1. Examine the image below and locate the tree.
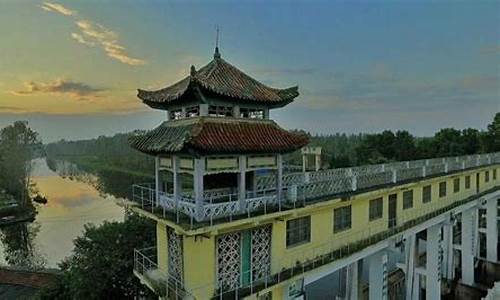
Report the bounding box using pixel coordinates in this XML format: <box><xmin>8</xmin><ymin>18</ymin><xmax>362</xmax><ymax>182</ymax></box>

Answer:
<box><xmin>393</xmin><ymin>130</ymin><xmax>417</xmax><ymax>161</ymax></box>
<box><xmin>38</xmin><ymin>214</ymin><xmax>156</xmax><ymax>299</ymax></box>
<box><xmin>484</xmin><ymin>112</ymin><xmax>500</xmax><ymax>152</ymax></box>
<box><xmin>0</xmin><ymin>121</ymin><xmax>41</xmax><ymax>204</ymax></box>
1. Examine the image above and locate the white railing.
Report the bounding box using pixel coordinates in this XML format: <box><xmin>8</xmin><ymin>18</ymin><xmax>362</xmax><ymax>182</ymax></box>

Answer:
<box><xmin>133</xmin><ymin>247</ymin><xmax>191</xmax><ymax>299</ymax></box>
<box><xmin>131</xmin><ymin>152</ymin><xmax>500</xmax><ymax>224</ymax></box>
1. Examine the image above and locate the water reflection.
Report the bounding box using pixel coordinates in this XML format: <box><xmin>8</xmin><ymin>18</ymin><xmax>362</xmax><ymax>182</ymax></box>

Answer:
<box><xmin>0</xmin><ymin>159</ymin><xmax>128</xmax><ymax>268</ymax></box>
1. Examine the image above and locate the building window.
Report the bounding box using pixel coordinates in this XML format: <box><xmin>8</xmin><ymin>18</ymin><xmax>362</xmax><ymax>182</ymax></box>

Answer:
<box><xmin>422</xmin><ymin>185</ymin><xmax>431</xmax><ymax>203</ymax></box>
<box><xmin>453</xmin><ymin>178</ymin><xmax>460</xmax><ymax>193</ymax></box>
<box><xmin>439</xmin><ymin>182</ymin><xmax>447</xmax><ymax>198</ymax></box>
<box><xmin>369</xmin><ymin>197</ymin><xmax>383</xmax><ymax>221</ymax></box>
<box><xmin>286</xmin><ymin>216</ymin><xmax>311</xmax><ymax>248</ymax></box>
<box><xmin>169</xmin><ymin>109</ymin><xmax>183</xmax><ymax>120</ymax></box>
<box><xmin>485</xmin><ymin>171</ymin><xmax>490</xmax><ymax>182</ymax></box>
<box><xmin>209</xmin><ymin>105</ymin><xmax>233</xmax><ymax>117</ymax></box>
<box><xmin>465</xmin><ymin>176</ymin><xmax>471</xmax><ymax>189</ymax></box>
<box><xmin>403</xmin><ymin>190</ymin><xmax>414</xmax><ymax>209</ymax></box>
<box><xmin>240</xmin><ymin>108</ymin><xmax>264</xmax><ymax>119</ymax></box>
<box><xmin>494</xmin><ymin>169</ymin><xmax>497</xmax><ymax>181</ymax></box>
<box><xmin>334</xmin><ymin>206</ymin><xmax>352</xmax><ymax>233</ymax></box>
<box><xmin>186</xmin><ymin>105</ymin><xmax>199</xmax><ymax>117</ymax></box>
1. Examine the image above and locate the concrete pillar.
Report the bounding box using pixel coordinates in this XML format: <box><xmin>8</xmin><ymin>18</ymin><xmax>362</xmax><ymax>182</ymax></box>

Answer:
<box><xmin>404</xmin><ymin>234</ymin><xmax>418</xmax><ymax>300</ymax></box>
<box><xmin>369</xmin><ymin>251</ymin><xmax>388</xmax><ymax>300</ymax></box>
<box><xmin>276</xmin><ymin>154</ymin><xmax>283</xmax><ymax>210</ymax></box>
<box><xmin>442</xmin><ymin>222</ymin><xmax>454</xmax><ymax>280</ymax></box>
<box><xmin>193</xmin><ymin>158</ymin><xmax>205</xmax><ymax>221</ymax></box>
<box><xmin>486</xmin><ymin>198</ymin><xmax>498</xmax><ymax>262</ymax></box>
<box><xmin>346</xmin><ymin>261</ymin><xmax>360</xmax><ymax>300</ymax></box>
<box><xmin>155</xmin><ymin>156</ymin><xmax>160</xmax><ymax>206</ymax></box>
<box><xmin>238</xmin><ymin>155</ymin><xmax>246</xmax><ymax>212</ymax></box>
<box><xmin>461</xmin><ymin>208</ymin><xmax>477</xmax><ymax>285</ymax></box>
<box><xmin>263</xmin><ymin>108</ymin><xmax>270</xmax><ymax>119</ymax></box>
<box><xmin>302</xmin><ymin>154</ymin><xmax>307</xmax><ymax>173</ymax></box>
<box><xmin>426</xmin><ymin>224</ymin><xmax>442</xmax><ymax>299</ymax></box>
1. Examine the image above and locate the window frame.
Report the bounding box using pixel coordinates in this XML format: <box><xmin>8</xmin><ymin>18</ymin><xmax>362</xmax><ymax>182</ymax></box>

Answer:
<box><xmin>403</xmin><ymin>190</ymin><xmax>414</xmax><ymax>210</ymax></box>
<box><xmin>422</xmin><ymin>185</ymin><xmax>432</xmax><ymax>203</ymax></box>
<box><xmin>369</xmin><ymin>197</ymin><xmax>383</xmax><ymax>221</ymax></box>
<box><xmin>286</xmin><ymin>216</ymin><xmax>311</xmax><ymax>248</ymax></box>
<box><xmin>334</xmin><ymin>205</ymin><xmax>352</xmax><ymax>233</ymax></box>
<box><xmin>439</xmin><ymin>181</ymin><xmax>447</xmax><ymax>198</ymax></box>
<box><xmin>485</xmin><ymin>171</ymin><xmax>490</xmax><ymax>182</ymax></box>
<box><xmin>453</xmin><ymin>178</ymin><xmax>460</xmax><ymax>193</ymax></box>
<box><xmin>465</xmin><ymin>175</ymin><xmax>471</xmax><ymax>189</ymax></box>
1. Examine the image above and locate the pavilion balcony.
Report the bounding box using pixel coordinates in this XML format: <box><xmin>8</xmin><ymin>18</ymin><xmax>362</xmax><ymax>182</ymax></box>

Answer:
<box><xmin>133</xmin><ymin>247</ymin><xmax>192</xmax><ymax>299</ymax></box>
<box><xmin>131</xmin><ymin>152</ymin><xmax>500</xmax><ymax>225</ymax></box>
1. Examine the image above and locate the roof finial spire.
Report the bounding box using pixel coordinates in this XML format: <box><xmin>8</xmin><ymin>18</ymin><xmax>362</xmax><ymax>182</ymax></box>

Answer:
<box><xmin>214</xmin><ymin>25</ymin><xmax>221</xmax><ymax>59</ymax></box>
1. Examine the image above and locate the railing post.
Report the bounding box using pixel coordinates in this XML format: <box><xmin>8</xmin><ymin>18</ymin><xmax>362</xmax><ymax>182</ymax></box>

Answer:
<box><xmin>392</xmin><ymin>169</ymin><xmax>397</xmax><ymax>183</ymax></box>
<box><xmin>444</xmin><ymin>162</ymin><xmax>449</xmax><ymax>173</ymax></box>
<box><xmin>351</xmin><ymin>176</ymin><xmax>357</xmax><ymax>191</ymax></box>
<box><xmin>422</xmin><ymin>165</ymin><xmax>427</xmax><ymax>177</ymax></box>
<box><xmin>462</xmin><ymin>161</ymin><xmax>466</xmax><ymax>170</ymax></box>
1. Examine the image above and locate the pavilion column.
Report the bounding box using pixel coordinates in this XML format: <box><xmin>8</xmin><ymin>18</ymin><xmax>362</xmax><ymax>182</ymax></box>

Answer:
<box><xmin>368</xmin><ymin>251</ymin><xmax>388</xmax><ymax>300</ymax></box>
<box><xmin>302</xmin><ymin>154</ymin><xmax>307</xmax><ymax>173</ymax></box>
<box><xmin>155</xmin><ymin>156</ymin><xmax>160</xmax><ymax>206</ymax></box>
<box><xmin>172</xmin><ymin>156</ymin><xmax>181</xmax><ymax>206</ymax></box>
<box><xmin>276</xmin><ymin>154</ymin><xmax>283</xmax><ymax>210</ymax></box>
<box><xmin>315</xmin><ymin>154</ymin><xmax>321</xmax><ymax>171</ymax></box>
<box><xmin>426</xmin><ymin>224</ymin><xmax>442</xmax><ymax>300</ymax></box>
<box><xmin>238</xmin><ymin>155</ymin><xmax>247</xmax><ymax>212</ymax></box>
<box><xmin>193</xmin><ymin>158</ymin><xmax>205</xmax><ymax>222</ymax></box>
<box><xmin>486</xmin><ymin>197</ymin><xmax>498</xmax><ymax>262</ymax></box>
<box><xmin>461</xmin><ymin>208</ymin><xmax>477</xmax><ymax>286</ymax></box>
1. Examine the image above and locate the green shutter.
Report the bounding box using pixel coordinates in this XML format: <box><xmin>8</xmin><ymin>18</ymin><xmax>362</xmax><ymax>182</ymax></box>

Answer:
<box><xmin>241</xmin><ymin>230</ymin><xmax>251</xmax><ymax>285</ymax></box>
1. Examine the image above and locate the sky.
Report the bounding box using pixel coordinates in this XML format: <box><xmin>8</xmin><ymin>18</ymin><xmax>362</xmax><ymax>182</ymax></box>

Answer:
<box><xmin>0</xmin><ymin>0</ymin><xmax>499</xmax><ymax>143</ymax></box>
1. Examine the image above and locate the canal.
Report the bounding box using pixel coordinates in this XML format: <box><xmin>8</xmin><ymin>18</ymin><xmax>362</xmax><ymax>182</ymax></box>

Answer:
<box><xmin>0</xmin><ymin>158</ymin><xmax>126</xmax><ymax>268</ymax></box>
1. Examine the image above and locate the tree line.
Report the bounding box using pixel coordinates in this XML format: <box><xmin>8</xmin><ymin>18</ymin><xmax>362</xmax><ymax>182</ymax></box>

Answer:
<box><xmin>291</xmin><ymin>112</ymin><xmax>500</xmax><ymax>168</ymax></box>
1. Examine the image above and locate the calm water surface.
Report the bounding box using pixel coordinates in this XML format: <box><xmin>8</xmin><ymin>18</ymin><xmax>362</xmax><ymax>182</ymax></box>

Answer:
<box><xmin>0</xmin><ymin>158</ymin><xmax>125</xmax><ymax>268</ymax></box>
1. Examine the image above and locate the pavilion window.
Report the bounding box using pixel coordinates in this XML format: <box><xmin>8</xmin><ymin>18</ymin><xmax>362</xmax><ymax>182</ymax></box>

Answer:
<box><xmin>186</xmin><ymin>105</ymin><xmax>199</xmax><ymax>117</ymax></box>
<box><xmin>422</xmin><ymin>185</ymin><xmax>431</xmax><ymax>203</ymax></box>
<box><xmin>170</xmin><ymin>109</ymin><xmax>183</xmax><ymax>120</ymax></box>
<box><xmin>334</xmin><ymin>205</ymin><xmax>352</xmax><ymax>233</ymax></box>
<box><xmin>369</xmin><ymin>197</ymin><xmax>383</xmax><ymax>221</ymax></box>
<box><xmin>209</xmin><ymin>105</ymin><xmax>233</xmax><ymax>117</ymax></box>
<box><xmin>439</xmin><ymin>181</ymin><xmax>447</xmax><ymax>198</ymax></box>
<box><xmin>465</xmin><ymin>175</ymin><xmax>471</xmax><ymax>189</ymax></box>
<box><xmin>453</xmin><ymin>178</ymin><xmax>460</xmax><ymax>193</ymax></box>
<box><xmin>240</xmin><ymin>108</ymin><xmax>264</xmax><ymax>119</ymax></box>
<box><xmin>286</xmin><ymin>216</ymin><xmax>311</xmax><ymax>248</ymax></box>
<box><xmin>403</xmin><ymin>190</ymin><xmax>413</xmax><ymax>209</ymax></box>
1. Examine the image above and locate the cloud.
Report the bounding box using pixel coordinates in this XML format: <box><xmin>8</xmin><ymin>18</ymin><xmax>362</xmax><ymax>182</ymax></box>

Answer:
<box><xmin>71</xmin><ymin>33</ymin><xmax>95</xmax><ymax>47</ymax></box>
<box><xmin>41</xmin><ymin>2</ymin><xmax>146</xmax><ymax>66</ymax></box>
<box><xmin>11</xmin><ymin>79</ymin><xmax>106</xmax><ymax>100</ymax></box>
<box><xmin>41</xmin><ymin>2</ymin><xmax>75</xmax><ymax>16</ymax></box>
<box><xmin>254</xmin><ymin>67</ymin><xmax>316</xmax><ymax>76</ymax></box>
<box><xmin>0</xmin><ymin>106</ymin><xmax>28</xmax><ymax>113</ymax></box>
<box><xmin>75</xmin><ymin>20</ymin><xmax>146</xmax><ymax>65</ymax></box>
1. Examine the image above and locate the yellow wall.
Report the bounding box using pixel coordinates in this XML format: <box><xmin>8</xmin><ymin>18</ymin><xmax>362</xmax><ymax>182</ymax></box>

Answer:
<box><xmin>155</xmin><ymin>165</ymin><xmax>500</xmax><ymax>299</ymax></box>
<box><xmin>156</xmin><ymin>222</ymin><xmax>168</xmax><ymax>272</ymax></box>
<box><xmin>183</xmin><ymin>235</ymin><xmax>216</xmax><ymax>299</ymax></box>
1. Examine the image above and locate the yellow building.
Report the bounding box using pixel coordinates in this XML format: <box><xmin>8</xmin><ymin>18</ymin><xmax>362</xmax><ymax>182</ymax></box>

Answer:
<box><xmin>129</xmin><ymin>47</ymin><xmax>500</xmax><ymax>299</ymax></box>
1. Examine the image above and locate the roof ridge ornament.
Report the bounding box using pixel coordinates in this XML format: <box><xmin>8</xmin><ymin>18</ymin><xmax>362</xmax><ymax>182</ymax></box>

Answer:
<box><xmin>214</xmin><ymin>25</ymin><xmax>221</xmax><ymax>59</ymax></box>
<box><xmin>190</xmin><ymin>65</ymin><xmax>197</xmax><ymax>76</ymax></box>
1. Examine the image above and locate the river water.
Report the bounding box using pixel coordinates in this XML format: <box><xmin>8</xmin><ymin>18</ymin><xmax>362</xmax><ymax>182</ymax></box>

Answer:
<box><xmin>0</xmin><ymin>158</ymin><xmax>126</xmax><ymax>268</ymax></box>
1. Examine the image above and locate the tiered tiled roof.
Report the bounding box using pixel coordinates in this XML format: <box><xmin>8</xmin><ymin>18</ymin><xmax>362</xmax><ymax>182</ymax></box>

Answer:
<box><xmin>137</xmin><ymin>48</ymin><xmax>299</xmax><ymax>109</ymax></box>
<box><xmin>129</xmin><ymin>117</ymin><xmax>308</xmax><ymax>156</ymax></box>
